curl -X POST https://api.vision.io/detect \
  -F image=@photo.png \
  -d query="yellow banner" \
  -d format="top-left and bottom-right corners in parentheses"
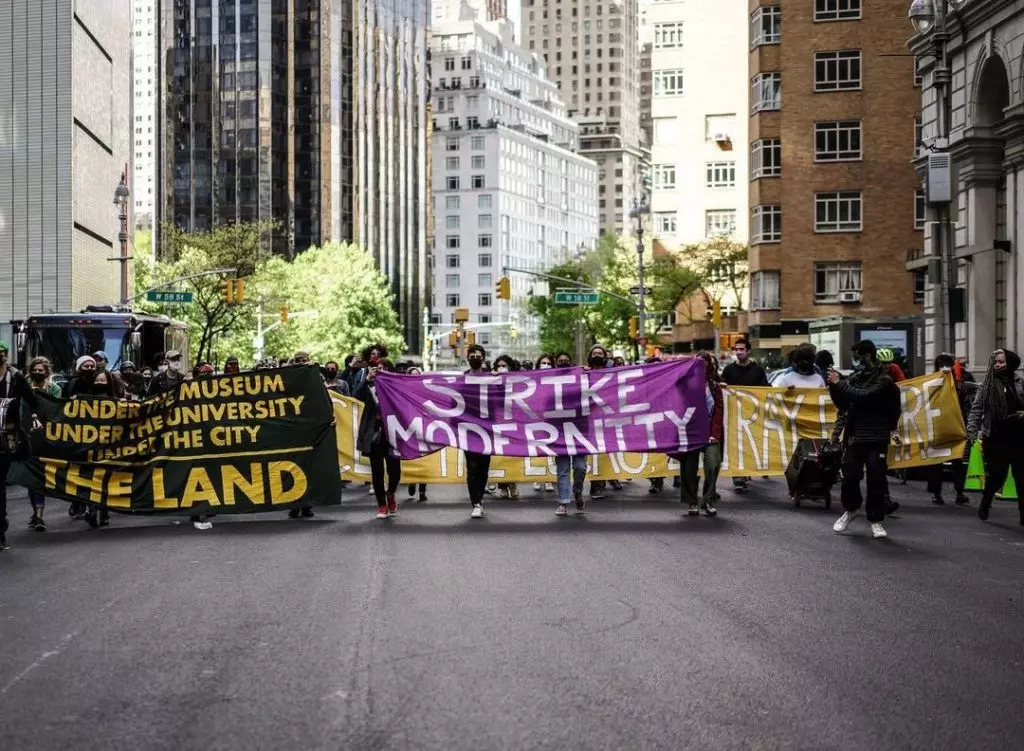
top-left (332, 373), bottom-right (966, 483)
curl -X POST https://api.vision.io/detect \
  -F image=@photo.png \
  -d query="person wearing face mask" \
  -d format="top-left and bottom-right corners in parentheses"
top-left (23, 358), bottom-right (59, 532)
top-left (773, 344), bottom-right (826, 388)
top-left (223, 356), bottom-right (241, 375)
top-left (352, 345), bottom-right (387, 394)
top-left (138, 366), bottom-right (154, 396)
top-left (492, 356), bottom-right (521, 501)
top-left (463, 344), bottom-right (491, 518)
top-left (322, 360), bottom-right (350, 396)
top-left (554, 352), bottom-right (573, 369)
top-left (828, 340), bottom-right (902, 539)
top-left (0, 341), bottom-right (40, 550)
top-left (532, 355), bottom-right (557, 494)
top-left (548, 353), bottom-right (589, 515)
top-left (148, 350), bottom-right (186, 397)
top-left (92, 351), bottom-right (126, 398)
top-left (721, 338), bottom-right (768, 491)
top-left (64, 355), bottom-right (99, 397)
top-left (966, 349), bottom-right (1024, 526)
top-left (613, 356), bottom-right (626, 367)
top-left (584, 345), bottom-right (612, 500)
top-left (355, 356), bottom-right (402, 519)
top-left (926, 354), bottom-right (977, 506)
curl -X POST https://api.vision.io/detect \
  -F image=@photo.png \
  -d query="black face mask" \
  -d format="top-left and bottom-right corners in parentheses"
top-left (81, 370), bottom-right (97, 382)
top-left (468, 357), bottom-right (484, 370)
top-left (325, 368), bottom-right (338, 379)
top-left (589, 356), bottom-right (605, 369)
top-left (795, 362), bottom-right (814, 375)
top-left (30, 372), bottom-right (46, 383)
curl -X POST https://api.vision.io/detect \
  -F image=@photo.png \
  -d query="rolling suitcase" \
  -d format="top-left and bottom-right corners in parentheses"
top-left (785, 439), bottom-right (841, 508)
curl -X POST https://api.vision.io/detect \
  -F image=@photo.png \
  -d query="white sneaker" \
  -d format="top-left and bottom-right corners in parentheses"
top-left (871, 522), bottom-right (888, 539)
top-left (832, 511), bottom-right (859, 534)
top-left (533, 482), bottom-right (542, 491)
top-left (544, 482), bottom-right (554, 492)
top-left (555, 503), bottom-right (569, 516)
top-left (471, 504), bottom-right (484, 519)
top-left (193, 521), bottom-right (213, 531)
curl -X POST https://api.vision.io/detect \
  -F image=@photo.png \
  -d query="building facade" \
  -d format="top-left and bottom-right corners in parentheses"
top-left (746, 0), bottom-right (924, 359)
top-left (160, 0), bottom-right (428, 350)
top-left (430, 10), bottom-right (598, 361)
top-left (132, 0), bottom-right (159, 229)
top-left (520, 0), bottom-right (645, 237)
top-left (0, 0), bottom-right (131, 336)
top-left (909, 0), bottom-right (1024, 371)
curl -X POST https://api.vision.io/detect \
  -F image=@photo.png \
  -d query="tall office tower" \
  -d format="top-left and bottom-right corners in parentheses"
top-left (645, 1), bottom-right (748, 247)
top-left (430, 7), bottom-right (598, 360)
top-left (520, 0), bottom-right (645, 237)
top-left (0, 1), bottom-right (131, 336)
top-left (133, 0), bottom-right (159, 230)
top-left (161, 0), bottom-right (428, 350)
top-left (746, 0), bottom-right (923, 359)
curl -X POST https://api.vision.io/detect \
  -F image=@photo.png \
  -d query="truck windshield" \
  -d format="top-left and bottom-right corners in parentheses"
top-left (25, 327), bottom-right (132, 377)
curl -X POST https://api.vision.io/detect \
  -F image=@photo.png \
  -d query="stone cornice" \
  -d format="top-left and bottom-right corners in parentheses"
top-left (952, 127), bottom-right (1007, 185)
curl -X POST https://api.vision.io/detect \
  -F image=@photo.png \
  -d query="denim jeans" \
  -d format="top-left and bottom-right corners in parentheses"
top-left (556, 455), bottom-right (588, 502)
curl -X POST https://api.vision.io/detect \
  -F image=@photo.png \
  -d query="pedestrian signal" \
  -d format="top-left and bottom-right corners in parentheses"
top-left (223, 279), bottom-right (235, 304)
top-left (233, 279), bottom-right (245, 304)
top-left (496, 276), bottom-right (511, 301)
top-left (279, 306), bottom-right (289, 324)
top-left (629, 316), bottom-right (638, 339)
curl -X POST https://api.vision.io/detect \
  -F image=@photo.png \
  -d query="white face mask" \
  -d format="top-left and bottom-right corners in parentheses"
top-left (496, 365), bottom-right (509, 373)
top-left (168, 361), bottom-right (182, 372)
top-left (940, 366), bottom-right (952, 373)
top-left (539, 363), bottom-right (552, 370)
top-left (158, 364), bottom-right (168, 373)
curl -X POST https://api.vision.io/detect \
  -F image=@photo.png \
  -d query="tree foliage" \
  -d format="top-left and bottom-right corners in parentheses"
top-left (679, 236), bottom-right (749, 314)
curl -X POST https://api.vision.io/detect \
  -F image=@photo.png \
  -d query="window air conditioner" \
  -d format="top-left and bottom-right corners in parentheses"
top-left (713, 131), bottom-right (731, 144)
top-left (838, 291), bottom-right (861, 303)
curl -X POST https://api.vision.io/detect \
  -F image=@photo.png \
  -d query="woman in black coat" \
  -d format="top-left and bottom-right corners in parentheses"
top-left (355, 357), bottom-right (402, 519)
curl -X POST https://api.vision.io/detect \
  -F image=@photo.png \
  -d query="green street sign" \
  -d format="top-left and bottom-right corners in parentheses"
top-left (146, 290), bottom-right (194, 303)
top-left (554, 290), bottom-right (600, 305)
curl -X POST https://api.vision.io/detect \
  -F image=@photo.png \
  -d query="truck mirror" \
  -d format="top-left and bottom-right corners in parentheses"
top-left (131, 331), bottom-right (142, 349)
top-left (14, 331), bottom-right (25, 352)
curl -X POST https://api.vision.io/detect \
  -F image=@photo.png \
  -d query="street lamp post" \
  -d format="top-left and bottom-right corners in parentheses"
top-left (908, 0), bottom-right (955, 355)
top-left (629, 196), bottom-right (651, 360)
top-left (111, 167), bottom-right (132, 305)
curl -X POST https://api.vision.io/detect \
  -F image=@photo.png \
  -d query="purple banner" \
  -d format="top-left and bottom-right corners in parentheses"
top-left (374, 359), bottom-right (709, 459)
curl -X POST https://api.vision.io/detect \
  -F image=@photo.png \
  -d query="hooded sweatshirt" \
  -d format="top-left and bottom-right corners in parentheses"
top-left (989, 349), bottom-right (1023, 442)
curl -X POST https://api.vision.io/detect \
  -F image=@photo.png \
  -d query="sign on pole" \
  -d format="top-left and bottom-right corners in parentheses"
top-left (554, 290), bottom-right (600, 305)
top-left (146, 291), bottom-right (194, 303)
top-left (628, 286), bottom-right (653, 295)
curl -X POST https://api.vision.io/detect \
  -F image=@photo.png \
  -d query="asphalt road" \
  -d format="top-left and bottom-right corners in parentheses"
top-left (2, 477), bottom-right (1023, 751)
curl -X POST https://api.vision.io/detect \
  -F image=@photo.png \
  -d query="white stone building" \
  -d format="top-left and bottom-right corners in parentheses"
top-left (430, 5), bottom-right (599, 361)
top-left (910, 0), bottom-right (1024, 371)
top-left (131, 0), bottom-right (158, 229)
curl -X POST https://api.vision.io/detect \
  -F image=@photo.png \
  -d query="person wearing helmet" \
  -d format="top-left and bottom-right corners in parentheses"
top-left (876, 348), bottom-right (906, 383)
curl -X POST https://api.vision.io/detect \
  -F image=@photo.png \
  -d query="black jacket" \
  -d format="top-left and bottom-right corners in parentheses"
top-left (147, 371), bottom-right (184, 397)
top-left (354, 380), bottom-right (385, 456)
top-left (721, 361), bottom-right (769, 387)
top-left (829, 366), bottom-right (901, 444)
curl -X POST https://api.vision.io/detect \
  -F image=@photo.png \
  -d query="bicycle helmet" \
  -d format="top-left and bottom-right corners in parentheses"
top-left (876, 347), bottom-right (895, 363)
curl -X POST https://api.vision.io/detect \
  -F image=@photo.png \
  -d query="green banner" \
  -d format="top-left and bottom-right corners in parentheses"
top-left (10, 367), bottom-right (341, 515)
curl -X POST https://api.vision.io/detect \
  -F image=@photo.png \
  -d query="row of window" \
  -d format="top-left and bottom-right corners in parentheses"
top-left (444, 194), bottom-right (492, 210)
top-left (445, 273), bottom-right (496, 289)
top-left (443, 234), bottom-right (494, 249)
top-left (441, 292), bottom-right (494, 308)
top-left (443, 214), bottom-right (493, 229)
top-left (446, 136), bottom-right (487, 151)
top-left (752, 51), bottom-right (862, 113)
top-left (444, 156), bottom-right (487, 170)
top-left (751, 260), bottom-right (865, 311)
top-left (751, 189), bottom-right (927, 243)
top-left (650, 162), bottom-right (736, 191)
top-left (652, 210), bottom-right (737, 238)
top-left (445, 253), bottom-right (492, 269)
top-left (445, 175), bottom-right (487, 190)
top-left (752, 1), bottom-right (862, 50)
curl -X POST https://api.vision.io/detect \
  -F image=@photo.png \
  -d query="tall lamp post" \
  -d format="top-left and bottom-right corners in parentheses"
top-left (629, 195), bottom-right (651, 359)
top-left (111, 168), bottom-right (132, 306)
top-left (908, 0), bottom-right (955, 355)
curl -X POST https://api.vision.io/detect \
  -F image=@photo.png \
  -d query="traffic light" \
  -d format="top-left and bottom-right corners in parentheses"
top-left (466, 330), bottom-right (476, 346)
top-left (234, 279), bottom-right (245, 304)
top-left (496, 276), bottom-right (511, 301)
top-left (279, 306), bottom-right (289, 324)
top-left (629, 316), bottom-right (638, 339)
top-left (711, 299), bottom-right (722, 329)
top-left (223, 279), bottom-right (235, 304)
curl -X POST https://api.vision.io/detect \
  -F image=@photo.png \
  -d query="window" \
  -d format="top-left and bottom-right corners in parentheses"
top-left (445, 157), bottom-right (460, 170)
top-left (471, 136), bottom-right (485, 149)
top-left (478, 194), bottom-right (492, 208)
top-left (478, 293), bottom-right (493, 307)
top-left (446, 236), bottom-right (460, 249)
top-left (815, 120), bottom-right (861, 161)
top-left (751, 138), bottom-right (781, 178)
top-left (478, 234), bottom-right (493, 247)
top-left (814, 0), bottom-right (861, 22)
top-left (653, 164), bottom-right (676, 190)
top-left (445, 215), bottom-right (460, 229)
top-left (654, 22), bottom-right (684, 49)
top-left (814, 262), bottom-right (862, 303)
top-left (814, 50), bottom-right (861, 91)
top-left (653, 69), bottom-right (684, 96)
top-left (444, 57), bottom-right (455, 71)
top-left (478, 214), bottom-right (492, 229)
top-left (478, 253), bottom-right (492, 267)
top-left (706, 162), bottom-right (736, 188)
top-left (471, 155), bottom-right (485, 169)
top-left (706, 210), bottom-right (737, 238)
top-left (915, 189), bottom-right (926, 230)
top-left (446, 137), bottom-right (459, 151)
top-left (751, 6), bottom-right (781, 47)
top-left (705, 114), bottom-right (736, 143)
top-left (461, 56), bottom-right (472, 70)
top-left (751, 205), bottom-right (781, 243)
top-left (445, 254), bottom-right (460, 268)
top-left (655, 212), bottom-right (677, 234)
top-left (914, 55), bottom-right (923, 86)
top-left (751, 271), bottom-right (781, 311)
top-left (447, 176), bottom-right (460, 190)
top-left (446, 196), bottom-right (460, 210)
top-left (445, 293), bottom-right (461, 307)
top-left (478, 273), bottom-right (492, 288)
top-left (914, 116), bottom-right (923, 148)
top-left (752, 73), bottom-right (781, 112)
top-left (471, 175), bottom-right (485, 189)
top-left (446, 274), bottom-right (460, 288)
top-left (914, 269), bottom-right (926, 304)
top-left (815, 191), bottom-right (862, 232)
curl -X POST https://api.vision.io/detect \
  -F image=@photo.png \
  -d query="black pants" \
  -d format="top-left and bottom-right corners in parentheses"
top-left (980, 449), bottom-right (1024, 519)
top-left (926, 459), bottom-right (966, 497)
top-left (369, 440), bottom-right (401, 505)
top-left (0, 456), bottom-right (8, 541)
top-left (841, 441), bottom-right (890, 523)
top-left (465, 451), bottom-right (491, 505)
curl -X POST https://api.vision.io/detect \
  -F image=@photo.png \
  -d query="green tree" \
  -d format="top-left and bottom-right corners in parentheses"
top-left (683, 236), bottom-right (749, 313)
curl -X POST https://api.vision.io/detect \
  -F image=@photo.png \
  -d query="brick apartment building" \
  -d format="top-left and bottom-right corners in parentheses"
top-left (747, 0), bottom-right (924, 362)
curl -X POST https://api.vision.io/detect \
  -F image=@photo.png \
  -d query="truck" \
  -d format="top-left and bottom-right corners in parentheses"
top-left (11, 307), bottom-right (189, 385)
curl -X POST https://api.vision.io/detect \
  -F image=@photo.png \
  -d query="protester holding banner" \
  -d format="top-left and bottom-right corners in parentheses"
top-left (585, 344), bottom-right (612, 501)
top-left (24, 357), bottom-right (61, 532)
top-left (967, 349), bottom-right (1024, 525)
top-left (356, 354), bottom-right (401, 518)
top-left (828, 340), bottom-right (902, 539)
top-left (679, 352), bottom-right (724, 517)
top-left (493, 355), bottom-right (522, 501)
top-left (721, 338), bottom-right (768, 492)
top-left (772, 344), bottom-right (826, 389)
top-left (927, 354), bottom-right (976, 506)
top-left (0, 341), bottom-right (40, 550)
top-left (148, 350), bottom-right (185, 398)
top-left (462, 344), bottom-right (492, 518)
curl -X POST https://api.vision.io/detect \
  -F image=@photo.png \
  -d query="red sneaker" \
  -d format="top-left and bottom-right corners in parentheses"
top-left (376, 505), bottom-right (388, 519)
top-left (386, 494), bottom-right (398, 516)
